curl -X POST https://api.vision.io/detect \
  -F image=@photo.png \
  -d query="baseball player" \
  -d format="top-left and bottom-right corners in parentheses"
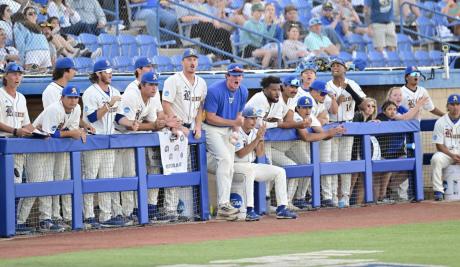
top-left (234, 106), bottom-right (297, 221)
top-left (81, 59), bottom-right (128, 228)
top-left (204, 63), bottom-right (248, 221)
top-left (17, 85), bottom-right (86, 232)
top-left (326, 58), bottom-right (366, 207)
top-left (114, 71), bottom-right (179, 222)
top-left (0, 63), bottom-right (34, 233)
top-left (431, 94), bottom-right (460, 201)
top-left (400, 66), bottom-right (444, 120)
top-left (162, 48), bottom-right (207, 220)
top-left (42, 57), bottom-right (77, 108)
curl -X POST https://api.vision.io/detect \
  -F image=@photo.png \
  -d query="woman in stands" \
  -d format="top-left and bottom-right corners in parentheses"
top-left (282, 25), bottom-right (309, 64)
top-left (0, 28), bottom-right (19, 71)
top-left (0, 4), bottom-right (13, 46)
top-left (12, 7), bottom-right (51, 72)
top-left (47, 0), bottom-right (100, 35)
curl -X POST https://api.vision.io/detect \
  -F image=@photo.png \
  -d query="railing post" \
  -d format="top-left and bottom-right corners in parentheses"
top-left (413, 131), bottom-right (424, 201)
top-left (197, 141), bottom-right (210, 221)
top-left (311, 141), bottom-right (321, 208)
top-left (71, 152), bottom-right (83, 230)
top-left (135, 147), bottom-right (149, 224)
top-left (362, 135), bottom-right (374, 203)
top-left (115, 0), bottom-right (120, 35)
top-left (0, 154), bottom-right (15, 237)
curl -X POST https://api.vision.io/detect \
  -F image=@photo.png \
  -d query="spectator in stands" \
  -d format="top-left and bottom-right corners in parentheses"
top-left (282, 5), bottom-right (307, 40)
top-left (0, 4), bottom-right (13, 46)
top-left (40, 22), bottom-right (57, 65)
top-left (337, 0), bottom-right (369, 35)
top-left (240, 4), bottom-right (267, 60)
top-left (320, 2), bottom-right (348, 45)
top-left (431, 94), bottom-right (460, 201)
top-left (442, 0), bottom-right (460, 35)
top-left (204, 0), bottom-right (236, 31)
top-left (304, 18), bottom-right (339, 56)
top-left (0, 28), bottom-right (19, 70)
top-left (176, 0), bottom-right (232, 59)
top-left (282, 25), bottom-right (309, 63)
top-left (12, 7), bottom-right (51, 71)
top-left (364, 0), bottom-right (397, 52)
top-left (47, 0), bottom-right (101, 35)
top-left (242, 0), bottom-right (264, 19)
top-left (66, 0), bottom-right (106, 35)
top-left (129, 0), bottom-right (178, 42)
top-left (399, 0), bottom-right (419, 26)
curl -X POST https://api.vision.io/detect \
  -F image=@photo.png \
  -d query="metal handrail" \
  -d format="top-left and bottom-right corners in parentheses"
top-left (399, 1), bottom-right (460, 50)
top-left (164, 0), bottom-right (283, 68)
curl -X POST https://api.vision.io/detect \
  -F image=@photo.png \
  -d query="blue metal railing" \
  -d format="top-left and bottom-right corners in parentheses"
top-left (399, 2), bottom-right (460, 50)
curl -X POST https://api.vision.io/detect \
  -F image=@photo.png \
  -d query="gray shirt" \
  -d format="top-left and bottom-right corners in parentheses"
top-left (67, 0), bottom-right (107, 25)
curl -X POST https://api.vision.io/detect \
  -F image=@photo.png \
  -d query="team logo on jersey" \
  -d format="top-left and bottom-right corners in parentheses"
top-left (165, 146), bottom-right (170, 152)
top-left (164, 91), bottom-right (170, 96)
top-left (230, 193), bottom-right (243, 209)
top-left (5, 106), bottom-right (12, 116)
top-left (84, 106), bottom-right (89, 112)
top-left (124, 107), bottom-right (130, 114)
top-left (174, 144), bottom-right (179, 151)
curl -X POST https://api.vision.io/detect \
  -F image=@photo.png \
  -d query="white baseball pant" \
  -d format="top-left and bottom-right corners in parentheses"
top-left (331, 136), bottom-right (354, 200)
top-left (82, 149), bottom-right (121, 222)
top-left (431, 151), bottom-right (459, 193)
top-left (319, 139), bottom-right (334, 201)
top-left (203, 123), bottom-right (235, 206)
top-left (233, 162), bottom-right (288, 208)
top-left (14, 154), bottom-right (26, 184)
top-left (113, 148), bottom-right (136, 217)
top-left (52, 152), bottom-right (72, 221)
top-left (146, 147), bottom-right (160, 205)
top-left (17, 153), bottom-right (54, 224)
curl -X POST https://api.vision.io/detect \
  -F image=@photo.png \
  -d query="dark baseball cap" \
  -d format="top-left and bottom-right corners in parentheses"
top-left (322, 2), bottom-right (334, 10)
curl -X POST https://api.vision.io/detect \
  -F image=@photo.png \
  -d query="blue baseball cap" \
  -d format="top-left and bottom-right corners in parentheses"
top-left (309, 17), bottom-right (322, 27)
top-left (297, 96), bottom-right (313, 108)
top-left (283, 75), bottom-right (300, 87)
top-left (135, 57), bottom-right (153, 69)
top-left (405, 66), bottom-right (421, 76)
top-left (242, 106), bottom-right (262, 118)
top-left (182, 48), bottom-right (198, 60)
top-left (447, 94), bottom-right (460, 104)
top-left (93, 59), bottom-right (112, 73)
top-left (4, 62), bottom-right (24, 73)
top-left (61, 85), bottom-right (80, 97)
top-left (55, 57), bottom-right (75, 69)
top-left (309, 80), bottom-right (328, 94)
top-left (227, 63), bottom-right (244, 76)
top-left (329, 57), bottom-right (346, 68)
top-left (141, 71), bottom-right (159, 84)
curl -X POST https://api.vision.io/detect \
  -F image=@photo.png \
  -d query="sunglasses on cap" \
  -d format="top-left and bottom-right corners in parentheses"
top-left (288, 79), bottom-right (300, 87)
top-left (409, 72), bottom-right (421, 77)
top-left (7, 65), bottom-right (24, 72)
top-left (97, 68), bottom-right (113, 74)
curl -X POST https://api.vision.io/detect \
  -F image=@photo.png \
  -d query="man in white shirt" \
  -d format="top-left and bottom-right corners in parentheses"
top-left (431, 94), bottom-right (460, 201)
top-left (0, 63), bottom-right (34, 234)
top-left (234, 106), bottom-right (297, 221)
top-left (326, 58), bottom-right (366, 207)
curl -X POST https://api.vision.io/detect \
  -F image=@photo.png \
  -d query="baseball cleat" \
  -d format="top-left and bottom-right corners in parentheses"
top-left (39, 219), bottom-right (66, 233)
top-left (100, 216), bottom-right (126, 228)
top-left (434, 191), bottom-right (444, 201)
top-left (293, 198), bottom-right (309, 209)
top-left (321, 199), bottom-right (335, 208)
top-left (16, 223), bottom-right (35, 235)
top-left (276, 206), bottom-right (297, 219)
top-left (217, 203), bottom-right (239, 216)
top-left (245, 210), bottom-right (260, 222)
top-left (84, 217), bottom-right (101, 230)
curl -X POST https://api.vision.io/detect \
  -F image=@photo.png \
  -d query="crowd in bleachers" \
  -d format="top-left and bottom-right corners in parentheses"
top-left (0, 0), bottom-right (458, 73)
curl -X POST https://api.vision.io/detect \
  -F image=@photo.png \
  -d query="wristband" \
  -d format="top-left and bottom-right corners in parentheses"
top-left (13, 128), bottom-right (17, 136)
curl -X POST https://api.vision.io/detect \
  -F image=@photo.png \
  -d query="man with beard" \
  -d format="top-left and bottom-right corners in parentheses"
top-left (326, 58), bottom-right (366, 208)
top-left (203, 63), bottom-right (248, 221)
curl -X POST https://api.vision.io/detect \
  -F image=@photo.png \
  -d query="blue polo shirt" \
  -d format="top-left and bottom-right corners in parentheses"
top-left (365, 0), bottom-right (393, 24)
top-left (204, 80), bottom-right (248, 123)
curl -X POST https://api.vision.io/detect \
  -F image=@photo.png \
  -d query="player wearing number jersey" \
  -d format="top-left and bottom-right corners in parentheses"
top-left (400, 66), bottom-right (444, 120)
top-left (326, 58), bottom-right (366, 207)
top-left (431, 94), bottom-right (460, 201)
top-left (17, 86), bottom-right (86, 232)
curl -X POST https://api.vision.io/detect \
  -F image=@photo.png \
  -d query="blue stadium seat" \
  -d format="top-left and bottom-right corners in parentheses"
top-left (368, 50), bottom-right (385, 67)
top-left (279, 0), bottom-right (293, 8)
top-left (399, 50), bottom-right (417, 66)
top-left (152, 55), bottom-right (174, 72)
top-left (292, 0), bottom-right (312, 28)
top-left (229, 0), bottom-right (244, 9)
top-left (112, 56), bottom-right (134, 72)
top-left (338, 51), bottom-right (353, 62)
top-left (197, 55), bottom-right (213, 71)
top-left (386, 51), bottom-right (401, 67)
top-left (354, 51), bottom-right (367, 61)
top-left (73, 57), bottom-right (93, 73)
top-left (98, 33), bottom-right (119, 58)
top-left (171, 54), bottom-right (183, 71)
top-left (429, 50), bottom-right (443, 65)
top-left (117, 34), bottom-right (138, 58)
top-left (396, 34), bottom-right (413, 52)
top-left (362, 34), bottom-right (373, 52)
top-left (414, 50), bottom-right (431, 66)
top-left (417, 16), bottom-right (436, 39)
top-left (78, 33), bottom-right (98, 52)
top-left (346, 34), bottom-right (366, 52)
top-left (136, 35), bottom-right (159, 58)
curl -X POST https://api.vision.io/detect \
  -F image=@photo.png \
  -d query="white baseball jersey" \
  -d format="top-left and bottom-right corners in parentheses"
top-left (82, 83), bottom-right (121, 135)
top-left (293, 112), bottom-right (321, 128)
top-left (124, 79), bottom-right (163, 113)
top-left (400, 85), bottom-right (435, 120)
top-left (42, 82), bottom-right (64, 108)
top-left (162, 72), bottom-right (207, 128)
top-left (116, 87), bottom-right (161, 133)
top-left (326, 79), bottom-right (366, 122)
top-left (294, 88), bottom-right (332, 118)
top-left (33, 101), bottom-right (80, 133)
top-left (0, 87), bottom-right (30, 136)
top-left (246, 91), bottom-right (288, 128)
top-left (432, 114), bottom-right (460, 153)
top-left (278, 94), bottom-right (297, 112)
top-left (234, 127), bottom-right (258, 163)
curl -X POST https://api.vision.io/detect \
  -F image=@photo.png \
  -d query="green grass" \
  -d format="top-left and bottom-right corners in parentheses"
top-left (1, 220), bottom-right (460, 267)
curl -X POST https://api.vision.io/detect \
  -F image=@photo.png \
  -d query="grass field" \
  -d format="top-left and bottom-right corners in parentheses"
top-left (1, 220), bottom-right (459, 267)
